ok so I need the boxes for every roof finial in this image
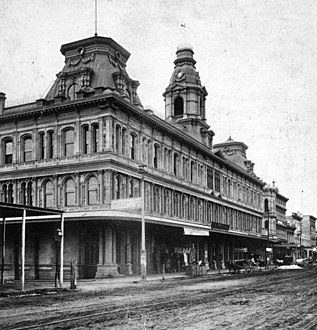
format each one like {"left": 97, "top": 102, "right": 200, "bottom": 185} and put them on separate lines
{"left": 94, "top": 0, "right": 98, "bottom": 37}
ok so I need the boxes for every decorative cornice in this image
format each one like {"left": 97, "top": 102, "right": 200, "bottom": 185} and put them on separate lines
{"left": 0, "top": 93, "right": 264, "bottom": 186}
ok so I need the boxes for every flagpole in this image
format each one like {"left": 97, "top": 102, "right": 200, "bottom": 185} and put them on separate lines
{"left": 95, "top": 0, "right": 98, "bottom": 36}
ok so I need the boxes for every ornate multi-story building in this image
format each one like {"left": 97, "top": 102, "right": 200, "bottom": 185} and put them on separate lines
{"left": 286, "top": 212, "right": 304, "bottom": 260}
{"left": 262, "top": 185, "right": 298, "bottom": 261}
{"left": 0, "top": 35, "right": 278, "bottom": 280}
{"left": 301, "top": 215, "right": 317, "bottom": 258}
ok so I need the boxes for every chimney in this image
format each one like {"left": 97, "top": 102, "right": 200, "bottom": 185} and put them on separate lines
{"left": 0, "top": 92, "right": 6, "bottom": 115}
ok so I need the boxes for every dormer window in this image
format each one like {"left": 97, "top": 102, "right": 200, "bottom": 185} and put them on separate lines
{"left": 174, "top": 97, "right": 184, "bottom": 116}
{"left": 68, "top": 83, "right": 80, "bottom": 100}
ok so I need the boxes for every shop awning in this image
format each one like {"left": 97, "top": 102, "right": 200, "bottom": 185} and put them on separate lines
{"left": 1, "top": 202, "right": 64, "bottom": 292}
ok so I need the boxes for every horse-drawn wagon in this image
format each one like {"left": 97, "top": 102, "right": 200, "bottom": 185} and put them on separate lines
{"left": 226, "top": 259, "right": 254, "bottom": 274}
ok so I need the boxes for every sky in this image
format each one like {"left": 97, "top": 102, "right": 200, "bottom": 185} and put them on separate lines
{"left": 0, "top": 0, "right": 317, "bottom": 216}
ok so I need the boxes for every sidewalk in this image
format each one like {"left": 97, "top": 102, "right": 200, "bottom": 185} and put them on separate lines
{"left": 0, "top": 272, "right": 188, "bottom": 296}
{"left": 0, "top": 266, "right": 272, "bottom": 297}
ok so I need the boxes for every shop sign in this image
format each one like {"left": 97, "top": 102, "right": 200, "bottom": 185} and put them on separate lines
{"left": 111, "top": 198, "right": 142, "bottom": 210}
{"left": 184, "top": 227, "right": 210, "bottom": 236}
{"left": 211, "top": 222, "right": 229, "bottom": 231}
{"left": 234, "top": 248, "right": 248, "bottom": 253}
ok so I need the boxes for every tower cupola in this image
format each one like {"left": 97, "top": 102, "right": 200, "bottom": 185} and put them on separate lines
{"left": 163, "top": 45, "right": 214, "bottom": 146}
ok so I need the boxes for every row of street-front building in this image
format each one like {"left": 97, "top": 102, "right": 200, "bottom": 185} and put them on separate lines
{"left": 0, "top": 34, "right": 316, "bottom": 282}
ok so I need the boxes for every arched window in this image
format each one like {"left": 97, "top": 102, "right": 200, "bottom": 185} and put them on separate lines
{"left": 215, "top": 170, "right": 221, "bottom": 192}
{"left": 142, "top": 137, "right": 147, "bottom": 163}
{"left": 164, "top": 148, "right": 170, "bottom": 172}
{"left": 2, "top": 184, "right": 7, "bottom": 202}
{"left": 21, "top": 182, "right": 27, "bottom": 205}
{"left": 116, "top": 125, "right": 121, "bottom": 153}
{"left": 27, "top": 182, "right": 33, "bottom": 205}
{"left": 47, "top": 131, "right": 54, "bottom": 159}
{"left": 2, "top": 183, "right": 14, "bottom": 203}
{"left": 153, "top": 144, "right": 159, "bottom": 169}
{"left": 67, "top": 83, "right": 80, "bottom": 101}
{"left": 63, "top": 128, "right": 74, "bottom": 157}
{"left": 8, "top": 183, "right": 14, "bottom": 203}
{"left": 173, "top": 153, "right": 179, "bottom": 176}
{"left": 147, "top": 140, "right": 152, "bottom": 165}
{"left": 22, "top": 136, "right": 32, "bottom": 162}
{"left": 129, "top": 178, "right": 134, "bottom": 198}
{"left": 174, "top": 97, "right": 184, "bottom": 116}
{"left": 183, "top": 158, "right": 188, "bottom": 180}
{"left": 192, "top": 197, "right": 197, "bottom": 220}
{"left": 87, "top": 176, "right": 98, "bottom": 205}
{"left": 182, "top": 195, "right": 189, "bottom": 219}
{"left": 166, "top": 189, "right": 171, "bottom": 215}
{"left": 228, "top": 179, "right": 232, "bottom": 197}
{"left": 190, "top": 161, "right": 195, "bottom": 182}
{"left": 264, "top": 199, "right": 269, "bottom": 212}
{"left": 198, "top": 200, "right": 203, "bottom": 222}
{"left": 44, "top": 180, "right": 54, "bottom": 208}
{"left": 154, "top": 186, "right": 161, "bottom": 213}
{"left": 114, "top": 175, "right": 121, "bottom": 200}
{"left": 173, "top": 191, "right": 178, "bottom": 217}
{"left": 122, "top": 128, "right": 126, "bottom": 155}
{"left": 3, "top": 139, "right": 13, "bottom": 164}
{"left": 82, "top": 125, "right": 89, "bottom": 154}
{"left": 92, "top": 123, "right": 99, "bottom": 153}
{"left": 130, "top": 134, "right": 136, "bottom": 160}
{"left": 38, "top": 132, "right": 45, "bottom": 160}
{"left": 65, "top": 178, "right": 75, "bottom": 206}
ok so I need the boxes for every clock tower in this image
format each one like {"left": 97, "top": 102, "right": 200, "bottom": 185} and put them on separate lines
{"left": 163, "top": 45, "right": 214, "bottom": 147}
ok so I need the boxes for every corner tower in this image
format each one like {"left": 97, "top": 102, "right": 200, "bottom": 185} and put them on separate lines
{"left": 163, "top": 45, "right": 214, "bottom": 147}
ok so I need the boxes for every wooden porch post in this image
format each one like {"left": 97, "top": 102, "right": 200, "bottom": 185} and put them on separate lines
{"left": 21, "top": 209, "right": 26, "bottom": 291}
{"left": 60, "top": 213, "right": 64, "bottom": 287}
{"left": 1, "top": 217, "right": 5, "bottom": 286}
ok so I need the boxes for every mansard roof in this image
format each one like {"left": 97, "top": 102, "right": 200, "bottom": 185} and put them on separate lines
{"left": 45, "top": 35, "right": 142, "bottom": 107}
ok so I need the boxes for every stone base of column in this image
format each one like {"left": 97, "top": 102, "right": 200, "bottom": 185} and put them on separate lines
{"left": 95, "top": 264, "right": 119, "bottom": 278}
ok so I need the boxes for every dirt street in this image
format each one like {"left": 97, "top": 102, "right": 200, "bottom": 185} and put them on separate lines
{"left": 1, "top": 267, "right": 316, "bottom": 329}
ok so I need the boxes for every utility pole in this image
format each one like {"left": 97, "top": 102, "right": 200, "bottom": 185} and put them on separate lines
{"left": 264, "top": 198, "right": 270, "bottom": 269}
{"left": 138, "top": 164, "right": 147, "bottom": 281}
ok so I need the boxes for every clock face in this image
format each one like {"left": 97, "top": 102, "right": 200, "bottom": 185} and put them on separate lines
{"left": 177, "top": 71, "right": 184, "bottom": 78}
{"left": 175, "top": 71, "right": 185, "bottom": 81}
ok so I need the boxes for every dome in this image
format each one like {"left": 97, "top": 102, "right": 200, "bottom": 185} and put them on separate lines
{"left": 168, "top": 46, "right": 201, "bottom": 86}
